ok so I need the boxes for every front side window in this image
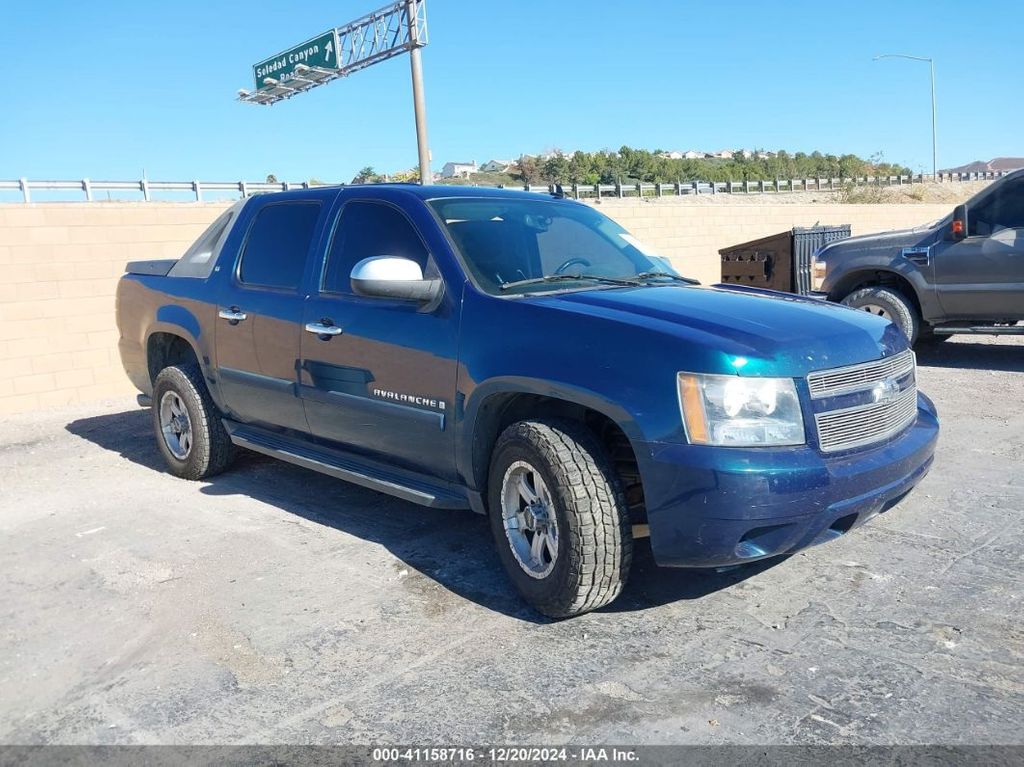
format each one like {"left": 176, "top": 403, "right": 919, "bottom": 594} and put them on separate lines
{"left": 238, "top": 202, "right": 321, "bottom": 289}
{"left": 429, "top": 197, "right": 679, "bottom": 294}
{"left": 969, "top": 181, "right": 1024, "bottom": 237}
{"left": 322, "top": 201, "right": 429, "bottom": 294}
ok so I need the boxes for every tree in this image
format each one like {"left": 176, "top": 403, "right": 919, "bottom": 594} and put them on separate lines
{"left": 391, "top": 167, "right": 420, "bottom": 183}
{"left": 265, "top": 173, "right": 278, "bottom": 184}
{"left": 514, "top": 155, "right": 541, "bottom": 185}
{"left": 568, "top": 151, "right": 591, "bottom": 184}
{"left": 541, "top": 152, "right": 569, "bottom": 184}
{"left": 351, "top": 166, "right": 383, "bottom": 185}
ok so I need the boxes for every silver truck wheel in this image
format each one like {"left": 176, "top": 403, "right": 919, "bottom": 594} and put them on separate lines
{"left": 841, "top": 286, "right": 919, "bottom": 344}
{"left": 159, "top": 391, "right": 193, "bottom": 459}
{"left": 152, "top": 363, "right": 235, "bottom": 480}
{"left": 856, "top": 303, "right": 892, "bottom": 321}
{"left": 487, "top": 418, "right": 632, "bottom": 619}
{"left": 500, "top": 460, "right": 560, "bottom": 579}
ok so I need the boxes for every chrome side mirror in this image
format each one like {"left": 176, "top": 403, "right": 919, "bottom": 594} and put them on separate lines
{"left": 350, "top": 256, "right": 442, "bottom": 303}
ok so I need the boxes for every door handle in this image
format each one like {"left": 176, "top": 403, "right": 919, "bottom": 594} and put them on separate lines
{"left": 218, "top": 307, "right": 247, "bottom": 324}
{"left": 305, "top": 321, "right": 343, "bottom": 338}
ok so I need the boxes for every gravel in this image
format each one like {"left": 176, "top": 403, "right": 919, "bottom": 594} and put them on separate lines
{"left": 0, "top": 336, "right": 1021, "bottom": 745}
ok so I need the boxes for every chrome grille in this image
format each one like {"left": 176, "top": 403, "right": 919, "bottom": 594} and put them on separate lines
{"left": 808, "top": 350, "right": 918, "bottom": 453}
{"left": 815, "top": 387, "right": 918, "bottom": 452}
{"left": 807, "top": 350, "right": 915, "bottom": 399}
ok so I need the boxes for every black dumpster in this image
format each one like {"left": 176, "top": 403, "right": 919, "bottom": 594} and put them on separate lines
{"left": 719, "top": 225, "right": 851, "bottom": 294}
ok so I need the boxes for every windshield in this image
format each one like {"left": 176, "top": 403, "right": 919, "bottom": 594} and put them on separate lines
{"left": 429, "top": 197, "right": 685, "bottom": 295}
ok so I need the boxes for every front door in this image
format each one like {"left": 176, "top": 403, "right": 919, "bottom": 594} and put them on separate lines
{"left": 299, "top": 199, "right": 459, "bottom": 479}
{"left": 933, "top": 179, "right": 1024, "bottom": 319}
{"left": 216, "top": 199, "right": 325, "bottom": 432}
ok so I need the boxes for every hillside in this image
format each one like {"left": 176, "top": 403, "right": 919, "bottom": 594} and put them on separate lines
{"left": 941, "top": 157, "right": 1024, "bottom": 174}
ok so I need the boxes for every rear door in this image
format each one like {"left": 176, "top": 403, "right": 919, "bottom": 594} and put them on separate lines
{"left": 299, "top": 198, "right": 459, "bottom": 479}
{"left": 216, "top": 197, "right": 327, "bottom": 431}
{"left": 933, "top": 179, "right": 1024, "bottom": 319}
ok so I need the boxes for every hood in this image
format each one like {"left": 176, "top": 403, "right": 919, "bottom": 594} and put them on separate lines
{"left": 818, "top": 220, "right": 942, "bottom": 259}
{"left": 534, "top": 284, "right": 908, "bottom": 377}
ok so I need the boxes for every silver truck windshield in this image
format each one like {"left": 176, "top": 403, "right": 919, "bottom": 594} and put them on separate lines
{"left": 429, "top": 197, "right": 684, "bottom": 295}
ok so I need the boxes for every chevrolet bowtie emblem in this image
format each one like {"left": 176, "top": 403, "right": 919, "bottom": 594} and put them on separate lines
{"left": 872, "top": 377, "right": 900, "bottom": 404}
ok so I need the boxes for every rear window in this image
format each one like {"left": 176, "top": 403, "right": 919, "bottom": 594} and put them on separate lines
{"left": 168, "top": 203, "right": 241, "bottom": 279}
{"left": 238, "top": 202, "right": 321, "bottom": 290}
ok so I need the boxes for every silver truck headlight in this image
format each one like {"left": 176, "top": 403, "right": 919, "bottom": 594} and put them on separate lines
{"left": 811, "top": 258, "right": 827, "bottom": 291}
{"left": 677, "top": 373, "right": 805, "bottom": 447}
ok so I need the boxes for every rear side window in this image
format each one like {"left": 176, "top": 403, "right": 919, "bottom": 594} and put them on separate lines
{"left": 168, "top": 205, "right": 238, "bottom": 278}
{"left": 322, "top": 201, "right": 429, "bottom": 294}
{"left": 238, "top": 202, "right": 321, "bottom": 289}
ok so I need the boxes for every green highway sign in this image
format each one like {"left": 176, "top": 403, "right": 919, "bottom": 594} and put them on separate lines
{"left": 253, "top": 30, "right": 340, "bottom": 90}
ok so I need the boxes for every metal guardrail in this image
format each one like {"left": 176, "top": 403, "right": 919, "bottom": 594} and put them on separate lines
{"left": 0, "top": 178, "right": 320, "bottom": 203}
{"left": 0, "top": 171, "right": 1010, "bottom": 203}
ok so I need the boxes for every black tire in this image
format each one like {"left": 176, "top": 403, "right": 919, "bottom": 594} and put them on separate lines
{"left": 841, "top": 286, "right": 919, "bottom": 344}
{"left": 486, "top": 419, "right": 632, "bottom": 618}
{"left": 152, "top": 363, "right": 235, "bottom": 480}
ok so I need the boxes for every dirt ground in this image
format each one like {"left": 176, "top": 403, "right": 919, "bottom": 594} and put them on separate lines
{"left": 1, "top": 336, "right": 1021, "bottom": 745}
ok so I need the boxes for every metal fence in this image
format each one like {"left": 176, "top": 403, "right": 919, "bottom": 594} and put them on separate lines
{"left": 0, "top": 170, "right": 1010, "bottom": 204}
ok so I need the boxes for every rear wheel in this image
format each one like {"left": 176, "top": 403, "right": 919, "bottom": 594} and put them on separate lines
{"left": 152, "top": 363, "right": 235, "bottom": 480}
{"left": 841, "top": 286, "right": 919, "bottom": 344}
{"left": 487, "top": 419, "right": 632, "bottom": 619}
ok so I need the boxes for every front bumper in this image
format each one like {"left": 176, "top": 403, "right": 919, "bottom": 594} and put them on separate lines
{"left": 638, "top": 393, "right": 939, "bottom": 567}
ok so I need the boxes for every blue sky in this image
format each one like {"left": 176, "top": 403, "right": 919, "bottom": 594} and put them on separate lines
{"left": 1, "top": 0, "right": 1019, "bottom": 183}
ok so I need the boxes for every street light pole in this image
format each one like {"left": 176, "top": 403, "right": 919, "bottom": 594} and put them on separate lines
{"left": 874, "top": 53, "right": 937, "bottom": 179}
{"left": 407, "top": 0, "right": 431, "bottom": 184}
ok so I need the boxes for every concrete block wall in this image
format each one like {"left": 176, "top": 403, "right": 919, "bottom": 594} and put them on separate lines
{"left": 0, "top": 198, "right": 952, "bottom": 415}
{"left": 0, "top": 203, "right": 232, "bottom": 415}
{"left": 593, "top": 198, "right": 949, "bottom": 285}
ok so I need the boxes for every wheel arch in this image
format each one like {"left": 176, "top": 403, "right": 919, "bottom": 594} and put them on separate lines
{"left": 829, "top": 268, "right": 924, "bottom": 318}
{"left": 146, "top": 331, "right": 200, "bottom": 385}
{"left": 461, "top": 379, "right": 647, "bottom": 520}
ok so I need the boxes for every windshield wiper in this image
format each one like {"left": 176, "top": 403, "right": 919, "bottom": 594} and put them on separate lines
{"left": 499, "top": 273, "right": 642, "bottom": 291}
{"left": 632, "top": 271, "right": 700, "bottom": 285}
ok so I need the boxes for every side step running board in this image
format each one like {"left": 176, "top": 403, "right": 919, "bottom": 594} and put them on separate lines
{"left": 224, "top": 422, "right": 469, "bottom": 510}
{"left": 933, "top": 325, "right": 1024, "bottom": 335}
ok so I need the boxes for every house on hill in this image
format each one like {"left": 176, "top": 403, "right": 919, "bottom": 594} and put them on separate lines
{"left": 441, "top": 161, "right": 477, "bottom": 178}
{"left": 480, "top": 159, "right": 513, "bottom": 173}
{"left": 941, "top": 157, "right": 1024, "bottom": 174}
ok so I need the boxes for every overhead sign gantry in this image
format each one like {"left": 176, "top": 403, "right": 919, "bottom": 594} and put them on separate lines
{"left": 238, "top": 0, "right": 431, "bottom": 183}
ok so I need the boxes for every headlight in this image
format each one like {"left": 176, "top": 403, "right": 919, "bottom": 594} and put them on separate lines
{"left": 811, "top": 258, "right": 827, "bottom": 291}
{"left": 677, "top": 373, "right": 805, "bottom": 447}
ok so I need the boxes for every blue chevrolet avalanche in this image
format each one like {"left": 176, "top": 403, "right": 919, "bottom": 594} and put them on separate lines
{"left": 116, "top": 185, "right": 939, "bottom": 618}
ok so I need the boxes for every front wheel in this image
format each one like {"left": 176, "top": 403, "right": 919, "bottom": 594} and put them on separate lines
{"left": 841, "top": 286, "right": 919, "bottom": 344}
{"left": 487, "top": 419, "right": 632, "bottom": 618}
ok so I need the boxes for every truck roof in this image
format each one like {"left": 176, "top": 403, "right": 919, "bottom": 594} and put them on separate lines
{"left": 247, "top": 184, "right": 568, "bottom": 205}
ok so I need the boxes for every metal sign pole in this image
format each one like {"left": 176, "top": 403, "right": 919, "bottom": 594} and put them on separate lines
{"left": 407, "top": 0, "right": 431, "bottom": 184}
{"left": 239, "top": 0, "right": 432, "bottom": 183}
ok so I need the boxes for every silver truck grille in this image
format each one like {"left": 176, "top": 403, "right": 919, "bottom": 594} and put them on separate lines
{"left": 807, "top": 350, "right": 918, "bottom": 453}
{"left": 807, "top": 350, "right": 916, "bottom": 399}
